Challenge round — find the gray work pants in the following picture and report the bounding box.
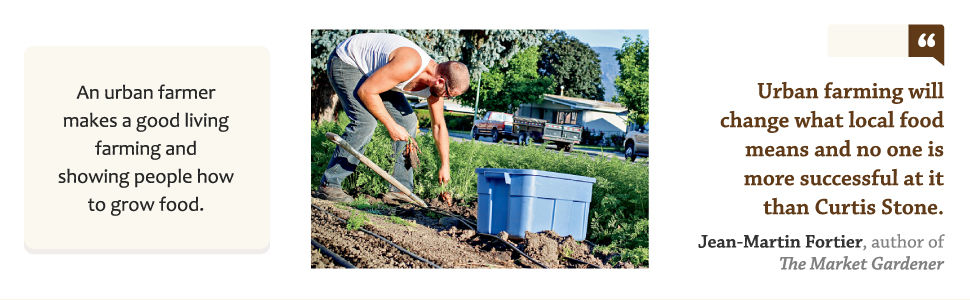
[320,52,418,192]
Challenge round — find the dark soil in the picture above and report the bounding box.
[442,227,543,268]
[521,231,561,266]
[313,197,516,269]
[311,195,631,269]
[311,205,433,268]
[330,204,511,268]
[425,194,478,220]
[518,230,615,269]
[310,246,339,269]
[375,192,478,221]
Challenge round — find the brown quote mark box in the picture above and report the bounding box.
[908,24,944,65]
[829,24,945,66]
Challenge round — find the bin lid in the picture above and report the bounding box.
[475,168,596,183]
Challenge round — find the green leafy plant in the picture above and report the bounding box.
[345,211,371,231]
[347,195,390,212]
[388,216,413,227]
[607,246,649,267]
[562,244,574,258]
[425,211,444,219]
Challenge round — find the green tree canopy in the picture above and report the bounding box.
[461,46,553,114]
[538,31,605,100]
[613,35,649,121]
[311,30,551,122]
[312,30,551,80]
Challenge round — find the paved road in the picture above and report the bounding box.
[418,128,648,165]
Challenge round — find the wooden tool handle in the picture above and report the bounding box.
[325,132,428,207]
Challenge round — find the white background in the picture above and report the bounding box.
[2,1,967,299]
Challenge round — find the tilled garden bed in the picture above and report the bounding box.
[310,246,339,269]
[310,195,628,269]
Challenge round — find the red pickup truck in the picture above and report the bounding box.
[471,111,581,151]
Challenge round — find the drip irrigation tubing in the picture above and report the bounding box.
[312,204,442,269]
[314,198,600,269]
[475,233,549,269]
[418,205,477,229]
[563,256,603,269]
[418,201,601,268]
[311,239,356,269]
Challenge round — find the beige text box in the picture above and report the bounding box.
[24,47,270,253]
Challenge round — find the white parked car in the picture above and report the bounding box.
[624,122,649,162]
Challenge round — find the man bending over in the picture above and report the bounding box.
[316,33,469,203]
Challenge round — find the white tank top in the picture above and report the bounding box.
[335,33,432,98]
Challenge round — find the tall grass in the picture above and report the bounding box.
[311,116,649,266]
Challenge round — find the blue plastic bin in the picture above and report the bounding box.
[475,168,596,241]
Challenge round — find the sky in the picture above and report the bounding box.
[561,30,650,49]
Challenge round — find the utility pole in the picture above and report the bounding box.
[473,75,482,120]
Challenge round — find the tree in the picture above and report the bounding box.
[462,46,553,114]
[538,31,605,100]
[612,35,649,123]
[311,30,552,124]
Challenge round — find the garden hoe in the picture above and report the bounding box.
[325,132,428,208]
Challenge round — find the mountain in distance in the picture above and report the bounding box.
[592,47,620,102]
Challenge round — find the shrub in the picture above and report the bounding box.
[416,110,433,128]
[581,127,605,145]
[447,114,474,131]
[609,133,625,151]
[414,109,474,131]
[590,131,604,145]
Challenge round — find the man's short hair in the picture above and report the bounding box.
[439,61,470,96]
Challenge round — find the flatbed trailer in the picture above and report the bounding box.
[472,111,581,152]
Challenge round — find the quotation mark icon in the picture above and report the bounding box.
[918,33,936,47]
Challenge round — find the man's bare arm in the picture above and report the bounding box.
[427,95,451,185]
[357,47,421,141]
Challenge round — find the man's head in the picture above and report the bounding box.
[432,61,470,99]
